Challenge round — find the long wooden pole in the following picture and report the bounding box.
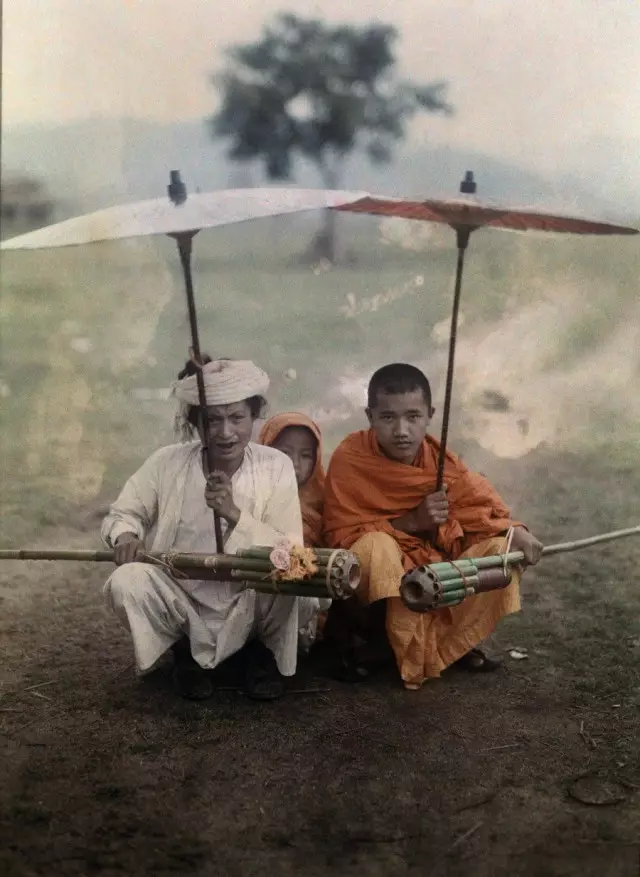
[436,225,472,490]
[2,525,640,564]
[173,231,224,554]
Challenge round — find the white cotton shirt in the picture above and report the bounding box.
[102,441,322,673]
[102,441,304,556]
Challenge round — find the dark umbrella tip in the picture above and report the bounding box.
[460,171,477,195]
[168,170,187,206]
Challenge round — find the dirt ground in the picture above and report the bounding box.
[1,446,639,877]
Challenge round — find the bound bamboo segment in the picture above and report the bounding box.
[0,549,115,562]
[0,545,360,601]
[400,524,640,613]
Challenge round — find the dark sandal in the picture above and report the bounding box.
[454,648,502,673]
[330,648,371,684]
[171,649,213,701]
[244,641,286,701]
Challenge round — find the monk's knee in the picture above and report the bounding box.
[351,531,402,560]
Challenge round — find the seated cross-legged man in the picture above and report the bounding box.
[322,363,543,690]
[102,357,323,702]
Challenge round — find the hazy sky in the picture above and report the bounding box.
[3,0,640,174]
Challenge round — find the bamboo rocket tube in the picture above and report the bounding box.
[0,546,360,601]
[399,525,640,613]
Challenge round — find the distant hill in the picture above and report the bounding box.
[2,116,638,225]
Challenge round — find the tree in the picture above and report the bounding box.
[210,13,453,263]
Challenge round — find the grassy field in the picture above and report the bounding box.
[1,211,639,875]
[2,213,639,540]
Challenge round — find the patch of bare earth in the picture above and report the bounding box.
[1,449,639,876]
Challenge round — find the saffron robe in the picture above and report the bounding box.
[323,430,524,687]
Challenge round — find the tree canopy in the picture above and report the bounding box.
[210,13,453,188]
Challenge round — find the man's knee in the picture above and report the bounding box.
[104,562,155,608]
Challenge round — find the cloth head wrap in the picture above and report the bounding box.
[170,358,269,440]
[259,412,325,546]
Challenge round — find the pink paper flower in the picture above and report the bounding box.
[270,546,291,571]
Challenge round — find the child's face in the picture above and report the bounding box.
[272,426,317,488]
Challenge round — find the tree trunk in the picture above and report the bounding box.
[302,159,343,265]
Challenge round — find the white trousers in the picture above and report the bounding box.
[104,562,316,677]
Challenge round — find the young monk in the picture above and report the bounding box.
[322,362,543,690]
[259,413,329,647]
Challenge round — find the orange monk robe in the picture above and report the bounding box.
[323,429,526,688]
[258,412,326,548]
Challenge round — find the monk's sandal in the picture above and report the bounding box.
[454,648,502,673]
[171,640,213,700]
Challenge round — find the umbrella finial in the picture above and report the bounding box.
[460,171,476,195]
[168,170,187,206]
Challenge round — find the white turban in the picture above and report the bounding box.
[171,359,270,439]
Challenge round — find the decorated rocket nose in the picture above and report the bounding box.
[460,170,477,194]
[168,170,187,206]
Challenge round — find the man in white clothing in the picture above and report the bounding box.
[102,357,324,701]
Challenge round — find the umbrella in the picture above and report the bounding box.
[3,173,637,542]
[1,177,368,551]
[334,172,639,488]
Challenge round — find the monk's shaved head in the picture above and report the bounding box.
[367,364,432,409]
[366,364,435,463]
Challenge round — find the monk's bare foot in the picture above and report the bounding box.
[454,648,502,673]
[244,640,286,701]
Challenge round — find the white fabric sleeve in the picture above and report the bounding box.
[225,456,303,554]
[101,448,164,549]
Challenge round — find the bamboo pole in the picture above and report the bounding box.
[9,524,635,566]
[0,547,357,599]
[0,549,115,562]
[3,525,640,608]
[0,548,332,570]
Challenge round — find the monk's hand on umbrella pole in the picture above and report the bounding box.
[416,489,450,530]
[114,533,145,566]
[205,471,241,525]
[510,526,544,568]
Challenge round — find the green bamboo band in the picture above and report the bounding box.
[438,588,475,606]
[441,575,479,592]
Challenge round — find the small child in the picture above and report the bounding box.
[259,413,327,651]
[259,413,325,547]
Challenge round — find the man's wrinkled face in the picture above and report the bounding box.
[366,389,434,464]
[271,426,317,488]
[196,401,254,469]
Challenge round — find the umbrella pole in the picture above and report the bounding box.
[174,232,225,553]
[436,226,473,491]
